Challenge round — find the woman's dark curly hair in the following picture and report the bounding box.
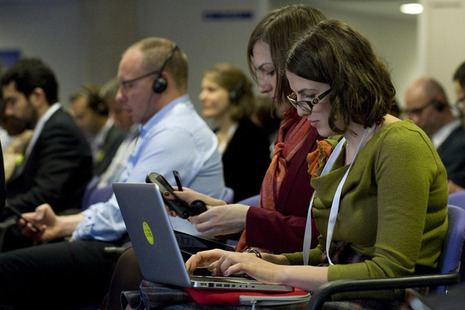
[286,20,395,134]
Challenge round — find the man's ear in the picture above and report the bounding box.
[29,87,47,109]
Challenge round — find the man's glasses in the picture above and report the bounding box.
[405,101,434,117]
[287,88,332,113]
[120,70,158,92]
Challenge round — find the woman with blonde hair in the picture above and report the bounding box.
[200,63,270,202]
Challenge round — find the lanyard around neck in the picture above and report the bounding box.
[302,124,376,265]
[218,123,238,154]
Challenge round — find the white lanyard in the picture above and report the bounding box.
[302,124,375,265]
[217,123,238,155]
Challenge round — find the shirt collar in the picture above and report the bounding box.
[24,102,61,158]
[138,95,190,138]
[431,119,461,149]
[93,118,114,149]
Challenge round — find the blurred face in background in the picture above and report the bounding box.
[453,79,465,116]
[2,81,38,129]
[405,85,438,136]
[199,77,230,121]
[107,97,134,132]
[252,41,277,101]
[70,95,103,136]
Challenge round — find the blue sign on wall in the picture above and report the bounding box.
[203,11,253,21]
[0,50,21,70]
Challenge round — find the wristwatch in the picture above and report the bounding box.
[244,247,262,259]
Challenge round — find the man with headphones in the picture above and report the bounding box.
[70,83,125,176]
[405,77,465,190]
[0,38,226,309]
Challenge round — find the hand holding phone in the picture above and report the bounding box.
[8,206,42,232]
[146,171,206,219]
[173,170,183,191]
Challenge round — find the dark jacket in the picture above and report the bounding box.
[93,123,125,176]
[222,118,270,202]
[4,108,93,218]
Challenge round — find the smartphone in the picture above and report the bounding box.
[8,206,42,232]
[146,172,192,219]
[173,170,183,191]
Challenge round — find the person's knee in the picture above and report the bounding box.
[104,247,143,310]
[116,247,142,283]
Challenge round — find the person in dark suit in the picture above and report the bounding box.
[199,63,270,202]
[70,83,125,176]
[0,57,93,250]
[405,77,465,192]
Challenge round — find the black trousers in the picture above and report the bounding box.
[0,239,119,310]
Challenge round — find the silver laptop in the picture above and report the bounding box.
[113,182,293,292]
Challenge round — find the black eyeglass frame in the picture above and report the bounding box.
[119,70,158,91]
[405,101,435,117]
[287,88,332,113]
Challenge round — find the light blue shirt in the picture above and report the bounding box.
[72,95,225,241]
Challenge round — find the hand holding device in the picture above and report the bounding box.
[146,171,206,219]
[173,171,207,214]
[8,206,42,232]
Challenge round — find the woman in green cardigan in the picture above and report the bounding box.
[185,19,448,298]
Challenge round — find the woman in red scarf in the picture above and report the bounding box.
[178,4,325,254]
[102,4,325,309]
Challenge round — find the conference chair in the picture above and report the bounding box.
[449,191,465,210]
[306,204,465,310]
[222,187,234,203]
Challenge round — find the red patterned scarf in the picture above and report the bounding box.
[235,109,312,252]
[259,109,313,210]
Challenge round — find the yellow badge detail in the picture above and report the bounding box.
[15,154,24,166]
[96,150,105,163]
[143,222,154,245]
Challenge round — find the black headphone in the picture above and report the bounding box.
[229,80,244,103]
[152,44,179,93]
[433,100,445,111]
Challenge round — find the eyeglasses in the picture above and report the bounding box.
[405,101,434,117]
[287,88,332,113]
[119,70,158,92]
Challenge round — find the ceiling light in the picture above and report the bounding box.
[400,3,424,14]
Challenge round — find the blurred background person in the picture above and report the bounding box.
[96,77,138,189]
[199,63,270,202]
[79,78,139,209]
[0,94,31,181]
[453,61,465,114]
[449,61,465,193]
[70,83,125,177]
[0,57,93,252]
[405,77,465,192]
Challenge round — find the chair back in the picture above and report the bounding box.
[237,194,260,207]
[222,187,234,203]
[448,192,465,210]
[438,204,465,278]
[306,205,465,309]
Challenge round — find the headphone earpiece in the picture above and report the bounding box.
[152,76,167,94]
[152,44,178,93]
[229,80,244,103]
[433,101,445,111]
